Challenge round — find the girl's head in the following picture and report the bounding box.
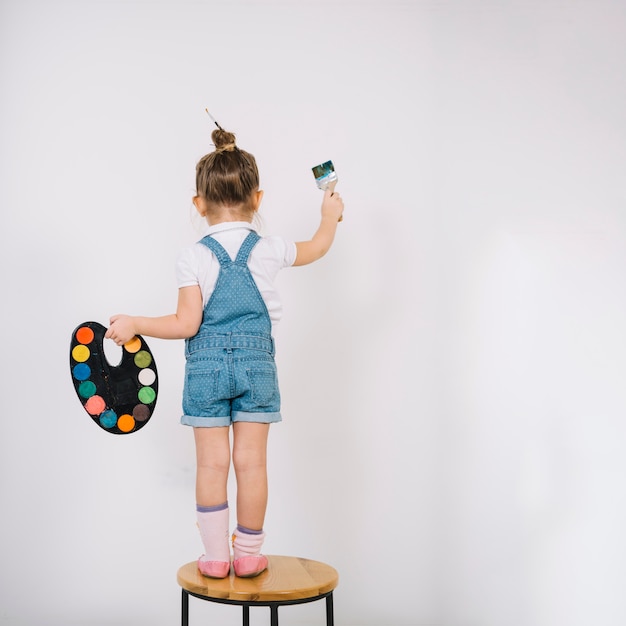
[194,129,262,223]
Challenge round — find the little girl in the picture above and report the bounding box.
[105,127,344,578]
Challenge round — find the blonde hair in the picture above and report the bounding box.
[195,129,260,215]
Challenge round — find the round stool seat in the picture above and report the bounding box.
[177,555,338,625]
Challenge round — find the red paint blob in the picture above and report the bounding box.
[76,327,95,344]
[84,395,106,415]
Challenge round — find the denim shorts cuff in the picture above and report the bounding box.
[232,410,282,424]
[180,414,232,428]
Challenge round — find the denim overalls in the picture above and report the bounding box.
[181,231,282,427]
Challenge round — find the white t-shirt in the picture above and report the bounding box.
[176,222,297,328]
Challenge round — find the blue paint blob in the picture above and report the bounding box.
[73,363,91,381]
[100,409,117,429]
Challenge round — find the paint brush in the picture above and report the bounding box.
[312,160,342,221]
[205,108,224,131]
[312,160,338,194]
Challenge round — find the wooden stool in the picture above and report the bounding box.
[177,555,338,626]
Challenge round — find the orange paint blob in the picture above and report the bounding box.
[117,414,135,433]
[124,336,141,354]
[75,327,95,344]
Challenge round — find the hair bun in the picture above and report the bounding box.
[212,129,237,152]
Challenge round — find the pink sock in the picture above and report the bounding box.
[232,525,265,560]
[197,502,230,563]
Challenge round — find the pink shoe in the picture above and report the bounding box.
[197,558,230,579]
[233,555,268,578]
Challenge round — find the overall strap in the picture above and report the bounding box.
[197,231,260,267]
[234,231,261,266]
[198,235,232,266]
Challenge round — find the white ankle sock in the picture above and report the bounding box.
[196,502,230,563]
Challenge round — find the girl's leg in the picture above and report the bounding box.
[194,426,231,506]
[232,422,270,529]
[232,422,270,577]
[194,426,231,578]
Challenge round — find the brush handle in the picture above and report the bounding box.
[326,179,342,221]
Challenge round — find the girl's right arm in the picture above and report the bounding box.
[105,284,203,346]
[293,189,344,266]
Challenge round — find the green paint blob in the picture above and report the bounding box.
[78,380,97,399]
[134,351,152,368]
[138,386,156,404]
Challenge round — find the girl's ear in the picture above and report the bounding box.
[253,189,264,211]
[193,195,206,217]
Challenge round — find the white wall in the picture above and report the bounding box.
[1,1,625,625]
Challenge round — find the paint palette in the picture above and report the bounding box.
[69,321,158,434]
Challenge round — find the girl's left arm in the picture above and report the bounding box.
[105,285,203,345]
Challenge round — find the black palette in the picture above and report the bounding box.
[69,321,158,434]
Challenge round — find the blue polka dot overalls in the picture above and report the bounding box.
[181,231,282,427]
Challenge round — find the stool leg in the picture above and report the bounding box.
[243,604,250,626]
[270,604,279,626]
[181,589,189,626]
[326,592,334,626]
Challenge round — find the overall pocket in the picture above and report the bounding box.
[183,362,221,415]
[246,365,279,407]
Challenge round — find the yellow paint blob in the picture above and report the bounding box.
[72,345,90,362]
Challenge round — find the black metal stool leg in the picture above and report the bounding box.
[243,604,250,626]
[181,589,189,626]
[326,592,334,626]
[270,604,279,626]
